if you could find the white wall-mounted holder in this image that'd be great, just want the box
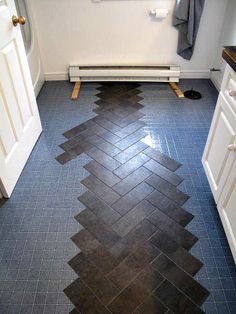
[150,8,169,19]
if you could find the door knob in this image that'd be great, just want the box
[12,15,26,27]
[228,144,236,151]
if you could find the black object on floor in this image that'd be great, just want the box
[56,83,209,314]
[184,89,202,100]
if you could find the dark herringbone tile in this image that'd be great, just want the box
[78,190,121,224]
[84,160,121,187]
[55,83,209,314]
[113,153,150,179]
[111,182,154,215]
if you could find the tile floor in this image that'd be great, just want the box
[0,80,235,314]
[59,83,208,314]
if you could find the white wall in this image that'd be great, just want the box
[30,0,228,80]
[211,0,236,90]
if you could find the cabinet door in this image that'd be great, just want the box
[218,160,236,263]
[202,93,236,202]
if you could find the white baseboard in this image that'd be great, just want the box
[34,78,45,97]
[44,70,211,81]
[45,72,69,81]
[210,71,223,91]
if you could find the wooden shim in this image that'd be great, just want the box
[71,82,81,101]
[169,82,185,98]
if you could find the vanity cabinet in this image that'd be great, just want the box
[202,63,236,262]
[202,92,236,202]
[218,158,236,261]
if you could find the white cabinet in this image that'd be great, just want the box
[218,159,236,262]
[202,93,236,202]
[203,64,236,262]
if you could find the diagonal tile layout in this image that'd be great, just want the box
[56,83,210,313]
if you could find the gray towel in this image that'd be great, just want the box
[173,0,205,60]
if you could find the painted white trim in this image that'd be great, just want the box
[33,58,44,96]
[210,71,223,91]
[45,70,211,81]
[34,78,44,97]
[45,72,69,81]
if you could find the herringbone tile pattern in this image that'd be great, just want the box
[55,83,210,313]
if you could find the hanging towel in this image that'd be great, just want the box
[173,0,205,60]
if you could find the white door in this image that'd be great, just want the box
[202,93,236,202]
[0,0,42,198]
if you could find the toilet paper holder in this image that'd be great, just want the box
[150,8,169,19]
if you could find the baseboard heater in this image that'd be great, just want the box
[69,65,180,83]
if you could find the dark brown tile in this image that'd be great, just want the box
[113,166,152,195]
[147,190,193,227]
[115,121,145,139]
[64,278,110,314]
[93,138,121,157]
[115,111,145,128]
[144,159,183,187]
[71,229,118,273]
[96,91,120,100]
[136,265,164,293]
[97,102,119,111]
[87,120,108,136]
[81,175,120,205]
[84,160,121,187]
[143,147,182,172]
[93,108,121,124]
[69,141,93,155]
[155,280,205,314]
[87,147,121,171]
[127,94,143,104]
[79,190,121,224]
[55,151,77,165]
[152,254,209,306]
[133,294,168,314]
[110,219,157,262]
[94,98,106,104]
[112,200,156,237]
[63,124,87,139]
[113,140,148,164]
[88,135,121,157]
[69,253,118,305]
[109,105,136,118]
[146,174,189,206]
[114,153,150,179]
[115,129,146,150]
[112,182,154,215]
[69,309,80,314]
[107,242,160,289]
[71,228,100,252]
[119,101,143,110]
[150,229,203,276]
[75,209,121,248]
[60,129,95,151]
[99,130,121,144]
[92,116,121,133]
[107,276,149,314]
[108,264,164,314]
[147,208,198,251]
